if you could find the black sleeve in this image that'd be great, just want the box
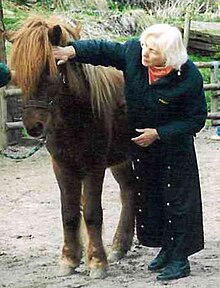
[69,39,127,71]
[0,62,11,87]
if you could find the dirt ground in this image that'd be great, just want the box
[0,127,220,288]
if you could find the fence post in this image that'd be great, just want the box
[0,88,7,150]
[183,7,191,49]
[210,62,219,111]
[0,0,6,63]
[0,0,7,150]
[210,61,220,125]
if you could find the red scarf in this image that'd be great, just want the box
[148,66,173,84]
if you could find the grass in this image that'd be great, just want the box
[3,1,51,30]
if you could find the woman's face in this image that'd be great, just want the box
[141,36,165,67]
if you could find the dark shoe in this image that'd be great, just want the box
[148,248,171,271]
[157,259,190,281]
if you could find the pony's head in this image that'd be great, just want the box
[8,15,82,137]
[8,15,124,139]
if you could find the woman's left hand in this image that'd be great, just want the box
[131,128,160,147]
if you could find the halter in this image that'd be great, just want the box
[22,65,67,110]
[5,69,66,160]
[22,99,54,110]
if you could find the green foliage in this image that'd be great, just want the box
[20,127,29,138]
[190,54,211,85]
[189,53,220,112]
[205,119,212,128]
[3,1,51,31]
[9,0,28,4]
[4,11,27,31]
[108,1,128,11]
[214,44,220,59]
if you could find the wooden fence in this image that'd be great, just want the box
[195,61,220,123]
[0,61,220,150]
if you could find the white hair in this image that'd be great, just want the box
[140,24,188,71]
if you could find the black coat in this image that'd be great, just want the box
[71,38,207,258]
[0,62,11,87]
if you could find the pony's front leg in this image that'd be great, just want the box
[83,168,107,279]
[52,159,82,276]
[108,161,135,262]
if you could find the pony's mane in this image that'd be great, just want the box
[10,14,124,117]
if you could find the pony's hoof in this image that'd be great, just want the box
[90,267,107,279]
[58,265,76,277]
[58,260,78,277]
[108,250,124,263]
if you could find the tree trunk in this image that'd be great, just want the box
[0,0,6,63]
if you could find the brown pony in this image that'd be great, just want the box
[8,15,135,278]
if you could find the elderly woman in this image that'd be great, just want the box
[53,24,207,281]
[0,62,11,87]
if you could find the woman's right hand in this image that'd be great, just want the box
[52,46,76,65]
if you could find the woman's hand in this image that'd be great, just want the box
[52,46,76,65]
[131,128,160,147]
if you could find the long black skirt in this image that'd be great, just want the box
[131,140,204,259]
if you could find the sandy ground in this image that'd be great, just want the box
[0,127,220,288]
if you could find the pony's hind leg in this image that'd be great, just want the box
[108,161,135,262]
[52,159,82,276]
[82,168,108,279]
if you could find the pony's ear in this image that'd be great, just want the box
[0,30,16,43]
[48,25,62,46]
[75,22,82,39]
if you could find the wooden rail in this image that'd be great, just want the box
[195,61,220,68]
[207,112,220,120]
[5,121,24,130]
[204,84,220,91]
[5,88,22,97]
[195,61,220,126]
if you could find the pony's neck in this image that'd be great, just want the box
[66,62,91,104]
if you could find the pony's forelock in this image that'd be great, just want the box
[10,15,80,99]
